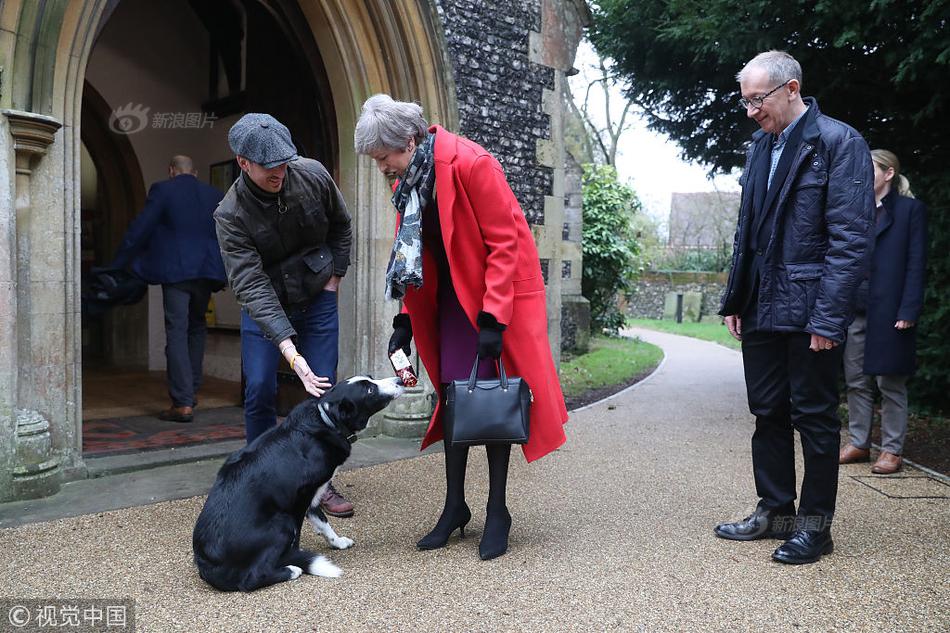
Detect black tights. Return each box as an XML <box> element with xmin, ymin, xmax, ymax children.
<box><xmin>418</xmin><ymin>440</ymin><xmax>512</xmax><ymax>558</ymax></box>
<box><xmin>441</xmin><ymin>442</ymin><xmax>510</xmax><ymax>510</ymax></box>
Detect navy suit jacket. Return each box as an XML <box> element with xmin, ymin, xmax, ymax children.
<box><xmin>113</xmin><ymin>174</ymin><xmax>226</xmax><ymax>286</ymax></box>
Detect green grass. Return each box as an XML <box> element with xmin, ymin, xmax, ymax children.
<box><xmin>626</xmin><ymin>317</ymin><xmax>741</xmax><ymax>350</ymax></box>
<box><xmin>559</xmin><ymin>335</ymin><xmax>663</xmax><ymax>398</ymax></box>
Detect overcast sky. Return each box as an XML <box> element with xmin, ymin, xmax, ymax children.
<box><xmin>569</xmin><ymin>40</ymin><xmax>740</xmax><ymax>227</ymax></box>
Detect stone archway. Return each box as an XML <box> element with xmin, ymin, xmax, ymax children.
<box><xmin>0</xmin><ymin>0</ymin><xmax>457</xmax><ymax>501</ymax></box>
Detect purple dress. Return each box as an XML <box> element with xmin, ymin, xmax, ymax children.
<box><xmin>421</xmin><ymin>199</ymin><xmax>497</xmax><ymax>384</ymax></box>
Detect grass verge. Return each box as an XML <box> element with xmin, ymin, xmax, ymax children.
<box><xmin>559</xmin><ymin>335</ymin><xmax>663</xmax><ymax>409</ymax></box>
<box><xmin>626</xmin><ymin>317</ymin><xmax>740</xmax><ymax>350</ymax></box>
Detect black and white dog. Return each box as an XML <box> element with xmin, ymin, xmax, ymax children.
<box><xmin>192</xmin><ymin>376</ymin><xmax>403</xmax><ymax>592</ymax></box>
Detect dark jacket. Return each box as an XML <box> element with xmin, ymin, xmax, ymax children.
<box><xmin>112</xmin><ymin>174</ymin><xmax>226</xmax><ymax>286</ymax></box>
<box><xmin>863</xmin><ymin>191</ymin><xmax>928</xmax><ymax>375</ymax></box>
<box><xmin>719</xmin><ymin>98</ymin><xmax>875</xmax><ymax>343</ymax></box>
<box><xmin>214</xmin><ymin>158</ymin><xmax>352</xmax><ymax>343</ymax></box>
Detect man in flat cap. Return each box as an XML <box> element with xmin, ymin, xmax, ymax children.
<box><xmin>214</xmin><ymin>113</ymin><xmax>355</xmax><ymax>517</ymax></box>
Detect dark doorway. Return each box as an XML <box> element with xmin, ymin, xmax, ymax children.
<box><xmin>80</xmin><ymin>0</ymin><xmax>336</xmax><ymax>455</ymax></box>
<box><xmin>80</xmin><ymin>81</ymin><xmax>148</xmax><ymax>368</ymax></box>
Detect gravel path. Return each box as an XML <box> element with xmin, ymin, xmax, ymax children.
<box><xmin>2</xmin><ymin>328</ymin><xmax>947</xmax><ymax>632</ymax></box>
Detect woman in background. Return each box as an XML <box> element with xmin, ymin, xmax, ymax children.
<box><xmin>839</xmin><ymin>149</ymin><xmax>928</xmax><ymax>474</ymax></box>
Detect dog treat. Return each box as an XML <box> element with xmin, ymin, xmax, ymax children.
<box><xmin>389</xmin><ymin>349</ymin><xmax>418</xmax><ymax>387</ymax></box>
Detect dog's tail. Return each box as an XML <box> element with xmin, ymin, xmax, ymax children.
<box><xmin>280</xmin><ymin>549</ymin><xmax>342</xmax><ymax>579</ymax></box>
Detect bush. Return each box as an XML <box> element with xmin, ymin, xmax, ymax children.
<box><xmin>911</xmin><ymin>172</ymin><xmax>950</xmax><ymax>414</ymax></box>
<box><xmin>581</xmin><ymin>164</ymin><xmax>641</xmax><ymax>334</ymax></box>
<box><xmin>652</xmin><ymin>244</ymin><xmax>732</xmax><ymax>273</ymax></box>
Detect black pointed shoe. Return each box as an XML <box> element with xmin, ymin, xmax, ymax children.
<box><xmin>772</xmin><ymin>529</ymin><xmax>834</xmax><ymax>565</ymax></box>
<box><xmin>479</xmin><ymin>507</ymin><xmax>512</xmax><ymax>561</ymax></box>
<box><xmin>417</xmin><ymin>503</ymin><xmax>472</xmax><ymax>550</ymax></box>
<box><xmin>714</xmin><ymin>504</ymin><xmax>796</xmax><ymax>541</ymax></box>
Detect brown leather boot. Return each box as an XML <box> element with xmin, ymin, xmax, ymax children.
<box><xmin>871</xmin><ymin>451</ymin><xmax>903</xmax><ymax>474</ymax></box>
<box><xmin>320</xmin><ymin>481</ymin><xmax>354</xmax><ymax>518</ymax></box>
<box><xmin>839</xmin><ymin>444</ymin><xmax>871</xmax><ymax>464</ymax></box>
<box><xmin>157</xmin><ymin>405</ymin><xmax>194</xmax><ymax>423</ymax></box>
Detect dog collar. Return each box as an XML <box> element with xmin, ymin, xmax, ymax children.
<box><xmin>318</xmin><ymin>402</ymin><xmax>358</xmax><ymax>444</ymax></box>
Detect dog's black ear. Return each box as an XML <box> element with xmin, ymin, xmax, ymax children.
<box><xmin>333</xmin><ymin>398</ymin><xmax>357</xmax><ymax>419</ymax></box>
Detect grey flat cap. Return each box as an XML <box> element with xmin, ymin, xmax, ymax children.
<box><xmin>229</xmin><ymin>113</ymin><xmax>299</xmax><ymax>168</ymax></box>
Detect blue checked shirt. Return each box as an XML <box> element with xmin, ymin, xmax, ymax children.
<box><xmin>768</xmin><ymin>106</ymin><xmax>810</xmax><ymax>189</ymax></box>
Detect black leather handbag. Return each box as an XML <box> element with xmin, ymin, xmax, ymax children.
<box><xmin>444</xmin><ymin>357</ymin><xmax>532</xmax><ymax>448</ymax></box>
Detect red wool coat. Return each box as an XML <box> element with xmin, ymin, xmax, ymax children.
<box><xmin>401</xmin><ymin>126</ymin><xmax>568</xmax><ymax>462</ymax></box>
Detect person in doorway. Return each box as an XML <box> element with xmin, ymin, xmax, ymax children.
<box><xmin>354</xmin><ymin>94</ymin><xmax>568</xmax><ymax>560</ymax></box>
<box><xmin>840</xmin><ymin>149</ymin><xmax>928</xmax><ymax>474</ymax></box>
<box><xmin>716</xmin><ymin>51</ymin><xmax>874</xmax><ymax>564</ymax></box>
<box><xmin>214</xmin><ymin>113</ymin><xmax>355</xmax><ymax>518</ymax></box>
<box><xmin>112</xmin><ymin>155</ymin><xmax>227</xmax><ymax>423</ymax></box>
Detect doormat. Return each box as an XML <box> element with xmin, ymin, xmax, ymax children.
<box><xmin>82</xmin><ymin>406</ymin><xmax>246</xmax><ymax>456</ymax></box>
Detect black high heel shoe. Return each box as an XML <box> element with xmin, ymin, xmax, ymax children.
<box><xmin>479</xmin><ymin>507</ymin><xmax>512</xmax><ymax>560</ymax></box>
<box><xmin>417</xmin><ymin>503</ymin><xmax>472</xmax><ymax>550</ymax></box>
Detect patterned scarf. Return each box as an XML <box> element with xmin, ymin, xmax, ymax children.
<box><xmin>385</xmin><ymin>133</ymin><xmax>436</xmax><ymax>301</ymax></box>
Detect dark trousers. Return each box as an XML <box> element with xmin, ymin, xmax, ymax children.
<box><xmin>740</xmin><ymin>308</ymin><xmax>844</xmax><ymax>525</ymax></box>
<box><xmin>162</xmin><ymin>280</ymin><xmax>215</xmax><ymax>408</ymax></box>
<box><xmin>241</xmin><ymin>290</ymin><xmax>339</xmax><ymax>444</ymax></box>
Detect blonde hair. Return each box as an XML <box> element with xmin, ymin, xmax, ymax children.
<box><xmin>871</xmin><ymin>149</ymin><xmax>914</xmax><ymax>198</ymax></box>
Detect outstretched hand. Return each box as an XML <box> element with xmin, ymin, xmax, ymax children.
<box><xmin>291</xmin><ymin>356</ymin><xmax>332</xmax><ymax>397</ymax></box>
<box><xmin>389</xmin><ymin>313</ymin><xmax>413</xmax><ymax>356</ymax></box>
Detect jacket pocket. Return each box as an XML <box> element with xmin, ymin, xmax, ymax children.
<box><xmin>300</xmin><ymin>246</ymin><xmax>333</xmax><ymax>302</ymax></box>
<box><xmin>777</xmin><ymin>262</ymin><xmax>823</xmax><ymax>327</ymax></box>
<box><xmin>786</xmin><ymin>262</ymin><xmax>823</xmax><ymax>281</ymax></box>
<box><xmin>512</xmin><ymin>276</ymin><xmax>544</xmax><ymax>295</ymax></box>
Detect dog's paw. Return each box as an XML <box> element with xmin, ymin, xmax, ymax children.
<box><xmin>307</xmin><ymin>555</ymin><xmax>342</xmax><ymax>579</ymax></box>
<box><xmin>330</xmin><ymin>536</ymin><xmax>354</xmax><ymax>550</ymax></box>
<box><xmin>285</xmin><ymin>565</ymin><xmax>303</xmax><ymax>580</ymax></box>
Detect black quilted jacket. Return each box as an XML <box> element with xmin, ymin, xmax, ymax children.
<box><xmin>719</xmin><ymin>98</ymin><xmax>875</xmax><ymax>343</ymax></box>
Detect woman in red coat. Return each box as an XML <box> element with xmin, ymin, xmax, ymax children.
<box><xmin>355</xmin><ymin>94</ymin><xmax>568</xmax><ymax>560</ymax></box>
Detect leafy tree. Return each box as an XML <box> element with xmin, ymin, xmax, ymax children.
<box><xmin>582</xmin><ymin>165</ymin><xmax>641</xmax><ymax>334</ymax></box>
<box><xmin>589</xmin><ymin>0</ymin><xmax>950</xmax><ymax>411</ymax></box>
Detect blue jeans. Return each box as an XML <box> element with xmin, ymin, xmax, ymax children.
<box><xmin>241</xmin><ymin>290</ymin><xmax>339</xmax><ymax>443</ymax></box>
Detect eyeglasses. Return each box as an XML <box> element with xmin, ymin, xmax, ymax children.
<box><xmin>738</xmin><ymin>80</ymin><xmax>790</xmax><ymax>110</ymax></box>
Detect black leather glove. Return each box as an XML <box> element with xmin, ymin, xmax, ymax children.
<box><xmin>476</xmin><ymin>311</ymin><xmax>506</xmax><ymax>359</ymax></box>
<box><xmin>388</xmin><ymin>313</ymin><xmax>413</xmax><ymax>356</ymax></box>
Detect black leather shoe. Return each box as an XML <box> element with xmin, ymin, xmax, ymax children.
<box><xmin>772</xmin><ymin>529</ymin><xmax>834</xmax><ymax>565</ymax></box>
<box><xmin>714</xmin><ymin>504</ymin><xmax>796</xmax><ymax>541</ymax></box>
<box><xmin>417</xmin><ymin>503</ymin><xmax>472</xmax><ymax>550</ymax></box>
<box><xmin>478</xmin><ymin>507</ymin><xmax>512</xmax><ymax>561</ymax></box>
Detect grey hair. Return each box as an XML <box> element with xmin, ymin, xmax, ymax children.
<box><xmin>736</xmin><ymin>50</ymin><xmax>803</xmax><ymax>91</ymax></box>
<box><xmin>354</xmin><ymin>94</ymin><xmax>428</xmax><ymax>154</ymax></box>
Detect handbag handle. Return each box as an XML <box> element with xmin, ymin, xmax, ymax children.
<box><xmin>467</xmin><ymin>356</ymin><xmax>509</xmax><ymax>391</ymax></box>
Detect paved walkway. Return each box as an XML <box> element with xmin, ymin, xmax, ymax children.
<box><xmin>1</xmin><ymin>329</ymin><xmax>947</xmax><ymax>631</ymax></box>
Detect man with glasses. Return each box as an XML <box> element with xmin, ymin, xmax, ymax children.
<box><xmin>716</xmin><ymin>51</ymin><xmax>874</xmax><ymax>564</ymax></box>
